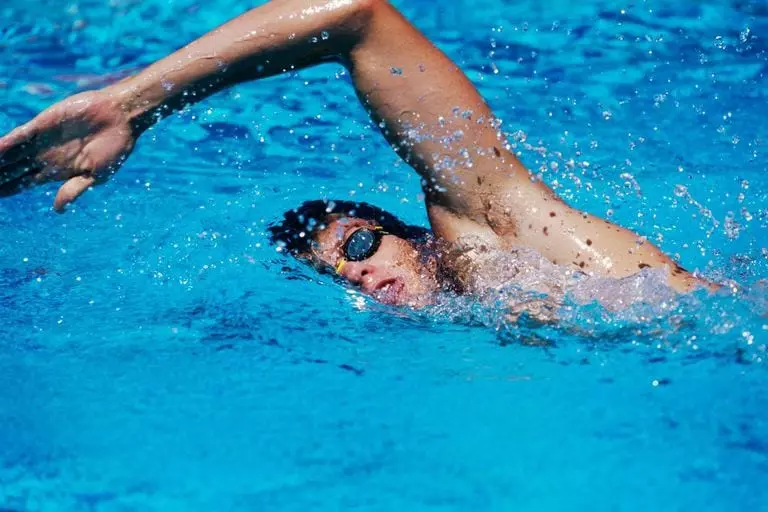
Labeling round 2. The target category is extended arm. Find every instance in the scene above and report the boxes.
[0,0,497,213]
[0,0,703,291]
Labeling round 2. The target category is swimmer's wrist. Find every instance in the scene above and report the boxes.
[106,63,234,135]
[105,77,174,136]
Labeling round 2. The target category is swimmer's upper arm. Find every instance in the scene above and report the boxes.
[345,0,537,239]
[351,1,706,290]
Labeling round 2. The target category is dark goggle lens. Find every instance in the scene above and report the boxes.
[343,228,382,262]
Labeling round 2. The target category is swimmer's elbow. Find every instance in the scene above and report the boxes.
[353,0,389,17]
[329,0,388,46]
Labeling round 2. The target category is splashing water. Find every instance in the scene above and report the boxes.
[412,240,763,361]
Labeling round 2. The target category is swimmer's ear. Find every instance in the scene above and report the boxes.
[53,175,96,212]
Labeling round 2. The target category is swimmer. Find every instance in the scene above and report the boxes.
[0,0,707,311]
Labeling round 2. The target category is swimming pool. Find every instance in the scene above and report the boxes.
[1,0,767,509]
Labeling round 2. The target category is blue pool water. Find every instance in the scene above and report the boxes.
[2,0,768,509]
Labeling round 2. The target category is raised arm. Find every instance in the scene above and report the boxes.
[0,0,703,291]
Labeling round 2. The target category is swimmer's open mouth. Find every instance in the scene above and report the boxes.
[372,277,406,305]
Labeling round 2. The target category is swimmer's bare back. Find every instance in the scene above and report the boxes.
[0,0,702,292]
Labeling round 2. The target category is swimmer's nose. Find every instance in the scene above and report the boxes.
[341,261,379,291]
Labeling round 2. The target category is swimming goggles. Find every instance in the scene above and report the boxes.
[335,226,388,274]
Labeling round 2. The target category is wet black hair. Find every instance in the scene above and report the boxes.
[268,199,430,260]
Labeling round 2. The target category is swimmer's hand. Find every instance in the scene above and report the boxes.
[0,90,135,211]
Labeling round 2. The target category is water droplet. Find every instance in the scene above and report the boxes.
[739,27,751,44]
[714,35,726,50]
[724,211,742,239]
[160,79,174,91]
[321,31,329,40]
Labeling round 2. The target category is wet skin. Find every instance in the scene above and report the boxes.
[0,0,708,305]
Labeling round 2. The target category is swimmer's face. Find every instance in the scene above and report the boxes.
[311,216,439,307]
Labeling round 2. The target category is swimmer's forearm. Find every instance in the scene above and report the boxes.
[109,0,371,133]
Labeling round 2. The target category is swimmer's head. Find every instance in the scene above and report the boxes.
[269,200,441,306]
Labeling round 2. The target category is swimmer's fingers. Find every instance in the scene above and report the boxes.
[54,175,97,212]
[0,106,75,185]
[0,126,42,185]
[0,124,39,161]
